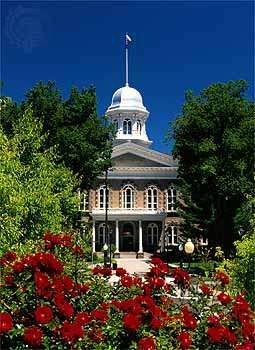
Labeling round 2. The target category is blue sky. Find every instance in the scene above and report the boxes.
[2,1,254,153]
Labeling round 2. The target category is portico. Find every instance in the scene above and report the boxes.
[91,208,167,258]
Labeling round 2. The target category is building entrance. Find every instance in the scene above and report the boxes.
[120,222,135,251]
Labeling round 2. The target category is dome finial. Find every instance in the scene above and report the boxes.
[125,33,132,87]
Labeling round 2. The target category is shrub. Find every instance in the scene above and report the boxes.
[0,232,254,349]
[220,233,255,308]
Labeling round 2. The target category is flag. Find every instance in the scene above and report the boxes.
[126,33,132,46]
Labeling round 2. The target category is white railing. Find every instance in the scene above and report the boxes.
[92,208,166,216]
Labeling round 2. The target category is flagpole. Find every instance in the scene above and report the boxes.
[125,35,128,86]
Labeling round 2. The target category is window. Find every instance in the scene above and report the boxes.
[147,186,158,210]
[137,120,142,135]
[99,186,106,209]
[78,190,88,211]
[167,185,177,212]
[122,185,135,209]
[148,223,159,245]
[113,119,118,132]
[167,225,178,245]
[123,119,132,135]
[98,223,106,246]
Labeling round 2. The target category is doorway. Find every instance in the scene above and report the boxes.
[121,222,135,251]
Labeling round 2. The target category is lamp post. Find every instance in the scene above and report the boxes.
[103,243,108,267]
[104,169,110,266]
[184,239,194,271]
[178,243,184,268]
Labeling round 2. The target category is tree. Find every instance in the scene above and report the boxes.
[0,107,78,252]
[1,81,113,189]
[170,80,254,251]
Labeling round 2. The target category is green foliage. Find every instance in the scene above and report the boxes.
[2,81,114,189]
[221,233,255,308]
[0,108,78,252]
[170,80,254,250]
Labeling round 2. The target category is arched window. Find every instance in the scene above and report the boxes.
[123,119,132,135]
[148,223,159,245]
[147,186,158,210]
[99,185,106,209]
[167,225,178,245]
[78,190,88,211]
[167,185,177,212]
[137,120,142,135]
[122,185,135,209]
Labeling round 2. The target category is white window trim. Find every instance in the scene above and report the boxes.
[167,186,177,212]
[167,225,178,246]
[98,185,106,209]
[123,119,132,135]
[147,186,158,210]
[78,190,88,212]
[122,185,135,209]
[147,223,159,245]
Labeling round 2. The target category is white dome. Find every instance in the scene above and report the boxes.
[107,85,147,113]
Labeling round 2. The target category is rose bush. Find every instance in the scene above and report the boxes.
[0,232,254,349]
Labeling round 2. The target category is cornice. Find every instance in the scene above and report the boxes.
[112,142,178,167]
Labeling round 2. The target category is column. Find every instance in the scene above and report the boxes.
[92,220,96,253]
[114,220,120,258]
[137,220,144,258]
[160,220,165,253]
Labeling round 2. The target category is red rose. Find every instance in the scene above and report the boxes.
[23,326,43,347]
[88,328,105,342]
[235,341,254,350]
[75,312,90,326]
[137,336,156,350]
[207,315,221,326]
[61,275,74,290]
[151,257,163,265]
[91,309,108,324]
[177,331,192,349]
[207,327,224,343]
[4,251,17,262]
[34,306,53,324]
[116,267,127,277]
[72,245,83,256]
[60,321,83,343]
[123,313,141,332]
[183,313,197,330]
[76,283,90,294]
[217,292,232,305]
[148,277,165,288]
[34,271,50,289]
[4,275,14,286]
[172,268,190,288]
[241,322,255,342]
[215,271,230,286]
[150,317,163,330]
[12,261,25,273]
[58,301,74,319]
[223,327,237,344]
[0,312,13,334]
[199,284,212,296]
[92,265,112,277]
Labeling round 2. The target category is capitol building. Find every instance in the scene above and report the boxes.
[79,80,183,258]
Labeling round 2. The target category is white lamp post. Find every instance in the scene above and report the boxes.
[184,239,194,271]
